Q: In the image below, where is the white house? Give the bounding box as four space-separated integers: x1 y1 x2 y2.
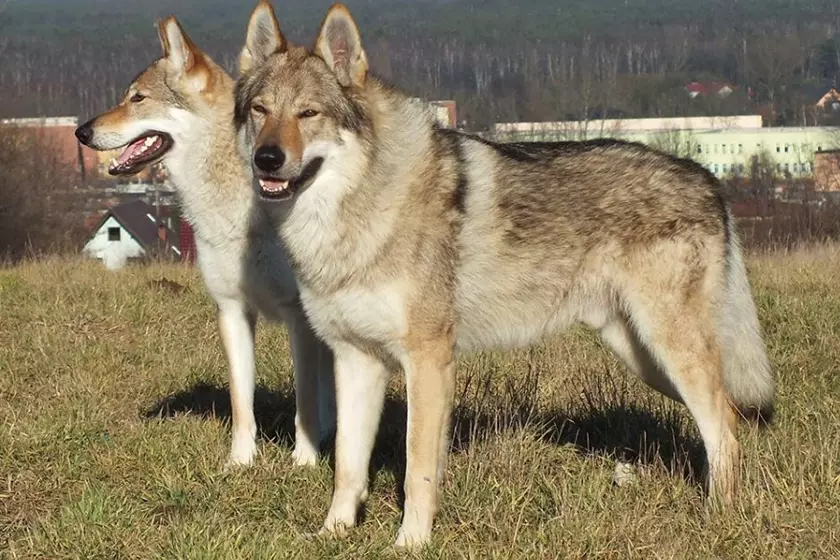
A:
84 199 180 270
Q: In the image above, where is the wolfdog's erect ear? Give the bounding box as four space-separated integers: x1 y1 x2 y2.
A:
240 1 287 75
157 18 171 58
157 17 205 76
314 3 368 88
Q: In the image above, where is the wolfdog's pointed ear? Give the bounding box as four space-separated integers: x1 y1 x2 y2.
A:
158 17 204 75
240 1 287 75
314 4 369 88
156 18 171 58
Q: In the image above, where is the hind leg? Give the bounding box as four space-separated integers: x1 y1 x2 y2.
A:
599 317 683 404
623 294 740 505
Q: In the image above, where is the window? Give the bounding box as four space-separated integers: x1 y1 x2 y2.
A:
108 227 121 242
714 164 719 174
738 164 745 173
738 144 743 154
777 163 782 172
697 145 702 154
793 163 799 173
723 163 729 173
805 162 811 173
776 144 780 153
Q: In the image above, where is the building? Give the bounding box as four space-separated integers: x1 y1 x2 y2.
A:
410 98 458 128
83 199 181 270
494 115 763 136
490 116 840 180
688 127 838 178
0 116 99 182
815 87 840 112
814 150 840 192
685 81 735 99
429 100 457 128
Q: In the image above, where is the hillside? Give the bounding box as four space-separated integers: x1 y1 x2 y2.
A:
2 247 839 556
2 0 840 126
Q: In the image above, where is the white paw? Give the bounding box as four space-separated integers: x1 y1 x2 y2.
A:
320 517 351 539
291 443 319 467
225 438 257 471
321 493 359 538
394 524 431 550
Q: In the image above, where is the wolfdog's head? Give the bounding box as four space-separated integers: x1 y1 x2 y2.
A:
234 1 374 202
75 18 230 176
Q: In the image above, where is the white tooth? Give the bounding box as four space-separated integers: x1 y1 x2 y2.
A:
110 158 118 168
259 179 266 188
144 137 155 147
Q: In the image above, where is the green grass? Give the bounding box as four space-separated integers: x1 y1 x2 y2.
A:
1 247 839 559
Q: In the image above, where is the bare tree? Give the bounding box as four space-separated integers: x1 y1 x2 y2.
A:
649 128 700 159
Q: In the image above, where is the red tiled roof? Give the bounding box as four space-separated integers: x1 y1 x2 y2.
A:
686 81 734 95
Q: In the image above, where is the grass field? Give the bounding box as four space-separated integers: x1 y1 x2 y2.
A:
1 247 839 559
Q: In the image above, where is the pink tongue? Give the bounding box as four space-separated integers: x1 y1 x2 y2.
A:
117 138 147 165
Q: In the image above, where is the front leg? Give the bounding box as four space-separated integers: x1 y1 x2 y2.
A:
321 342 389 536
218 300 258 468
395 337 456 549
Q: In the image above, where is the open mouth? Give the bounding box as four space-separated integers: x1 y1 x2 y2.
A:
108 132 173 175
256 157 324 202
258 178 294 201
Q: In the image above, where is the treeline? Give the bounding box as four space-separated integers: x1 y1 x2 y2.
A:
1 0 840 127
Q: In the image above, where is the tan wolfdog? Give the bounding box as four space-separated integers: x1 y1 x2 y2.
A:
234 1 774 548
75 17 335 469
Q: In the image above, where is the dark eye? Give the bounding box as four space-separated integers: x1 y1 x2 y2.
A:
251 104 268 115
130 93 145 103
298 109 319 118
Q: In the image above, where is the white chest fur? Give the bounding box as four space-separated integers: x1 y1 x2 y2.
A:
301 281 409 355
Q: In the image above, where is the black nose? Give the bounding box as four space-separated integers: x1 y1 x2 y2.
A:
75 122 93 145
254 145 285 172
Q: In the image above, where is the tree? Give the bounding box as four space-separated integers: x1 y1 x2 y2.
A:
649 128 700 159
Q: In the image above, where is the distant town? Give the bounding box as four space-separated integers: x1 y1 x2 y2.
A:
2 83 839 268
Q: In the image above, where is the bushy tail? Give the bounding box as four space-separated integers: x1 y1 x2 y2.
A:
719 213 775 424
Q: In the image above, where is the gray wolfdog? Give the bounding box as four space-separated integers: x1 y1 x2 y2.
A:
74 17 335 469
234 1 774 548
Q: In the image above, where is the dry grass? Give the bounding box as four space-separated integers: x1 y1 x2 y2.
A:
1 247 839 559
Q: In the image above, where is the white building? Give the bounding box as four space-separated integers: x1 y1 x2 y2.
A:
490 116 840 179
84 200 180 270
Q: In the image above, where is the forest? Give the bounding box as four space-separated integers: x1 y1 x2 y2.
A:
2 0 840 128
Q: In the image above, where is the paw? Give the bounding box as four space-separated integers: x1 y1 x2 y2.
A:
224 438 257 471
321 495 359 539
320 518 351 539
224 445 257 472
394 525 431 550
291 443 319 467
